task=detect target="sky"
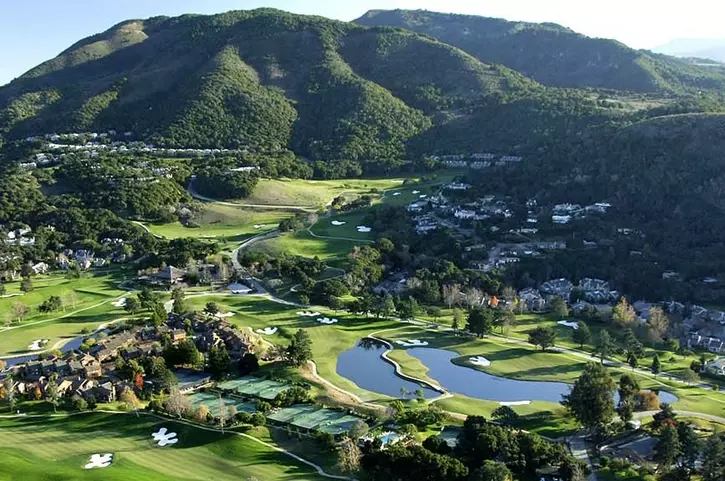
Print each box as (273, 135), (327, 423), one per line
(1, 0), (724, 86)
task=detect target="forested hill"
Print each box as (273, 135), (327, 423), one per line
(0, 8), (552, 160)
(355, 9), (725, 93)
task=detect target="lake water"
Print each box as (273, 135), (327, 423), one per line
(337, 341), (678, 404)
(336, 340), (439, 398)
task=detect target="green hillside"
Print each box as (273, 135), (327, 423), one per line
(0, 8), (624, 161)
(355, 9), (725, 93)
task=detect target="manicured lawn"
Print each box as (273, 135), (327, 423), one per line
(0, 413), (328, 480)
(239, 177), (411, 207)
(142, 204), (291, 248)
(251, 230), (363, 269)
(0, 303), (126, 356)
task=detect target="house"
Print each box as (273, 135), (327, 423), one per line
(31, 262), (49, 275)
(227, 283), (252, 294)
(706, 358), (725, 379)
(454, 209), (477, 220)
(171, 329), (187, 342)
(552, 215), (571, 225)
(407, 203), (424, 213)
(154, 265), (186, 285)
(518, 288), (546, 312)
(83, 362), (102, 379)
(89, 382), (116, 403)
(540, 278), (574, 300)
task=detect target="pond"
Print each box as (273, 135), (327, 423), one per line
(336, 340), (440, 398)
(337, 341), (678, 404)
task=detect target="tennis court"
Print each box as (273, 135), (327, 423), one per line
(187, 391), (257, 417)
(267, 404), (320, 424)
(218, 376), (290, 400)
(268, 404), (366, 436)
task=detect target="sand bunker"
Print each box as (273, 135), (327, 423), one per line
(215, 312), (235, 318)
(419, 195), (428, 199)
(152, 427), (179, 447)
(499, 401), (531, 406)
(469, 356), (491, 367)
(112, 298), (127, 308)
(392, 192), (401, 196)
(253, 224), (265, 229)
(412, 190), (420, 194)
(84, 453), (113, 469)
(317, 317), (339, 325)
(297, 311), (321, 317)
(331, 221), (347, 226)
(557, 320), (579, 329)
(356, 226), (372, 233)
(395, 339), (429, 347)
(256, 327), (278, 335)
(27, 339), (49, 351)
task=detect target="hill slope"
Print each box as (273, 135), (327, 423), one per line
(355, 9), (725, 93)
(0, 9), (552, 160)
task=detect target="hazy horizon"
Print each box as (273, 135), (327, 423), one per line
(2, 0), (724, 86)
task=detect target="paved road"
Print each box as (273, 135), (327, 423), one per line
(570, 431), (597, 481)
(633, 409), (725, 424)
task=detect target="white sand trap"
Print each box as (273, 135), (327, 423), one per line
(215, 312), (235, 318)
(27, 339), (49, 351)
(112, 298), (127, 308)
(297, 311), (321, 317)
(317, 317), (339, 325)
(412, 190), (420, 194)
(356, 226), (372, 233)
(499, 401), (531, 406)
(395, 339), (429, 347)
(253, 224), (264, 229)
(152, 428), (179, 446)
(392, 192), (401, 196)
(419, 195), (427, 199)
(469, 356), (491, 367)
(331, 221), (347, 226)
(84, 453), (113, 469)
(256, 327), (278, 335)
(557, 320), (579, 329)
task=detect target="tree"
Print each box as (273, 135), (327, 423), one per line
(286, 329), (313, 366)
(0, 282), (5, 296)
(71, 395), (87, 411)
(572, 322), (591, 348)
(204, 302), (219, 315)
(652, 354), (661, 376)
(137, 287), (159, 310)
(337, 436), (361, 474)
(701, 435), (725, 481)
(654, 424), (681, 472)
(120, 388), (141, 417)
(550, 296), (569, 318)
(682, 368), (699, 384)
(647, 307), (669, 345)
(596, 329), (614, 363)
(562, 362), (615, 430)
(1, 377), (16, 412)
(492, 405), (519, 425)
(442, 284), (461, 308)
(250, 412), (266, 426)
(208, 344), (231, 379)
(171, 287), (188, 315)
(528, 326), (556, 351)
(124, 297), (140, 315)
(11, 302), (29, 322)
(466, 307), (494, 337)
(452, 308), (464, 332)
(238, 353), (259, 375)
(39, 295), (63, 313)
(298, 294), (310, 306)
(195, 404), (210, 423)
(626, 351), (639, 370)
(165, 386), (192, 418)
(20, 277), (33, 293)
(45, 373), (59, 412)
(348, 419), (369, 439)
(472, 461), (513, 481)
(218, 393), (228, 433)
(677, 422), (700, 471)
(617, 374), (639, 423)
(150, 302), (167, 326)
(653, 404), (677, 431)
(494, 309), (516, 334)
(612, 297), (636, 325)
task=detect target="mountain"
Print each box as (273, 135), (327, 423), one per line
(355, 9), (725, 93)
(0, 9), (554, 161)
(655, 39), (725, 64)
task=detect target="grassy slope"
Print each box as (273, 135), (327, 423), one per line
(0, 413), (327, 481)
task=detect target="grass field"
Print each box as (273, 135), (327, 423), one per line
(0, 413), (329, 480)
(142, 204), (291, 249)
(239, 177), (411, 207)
(252, 230), (364, 269)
